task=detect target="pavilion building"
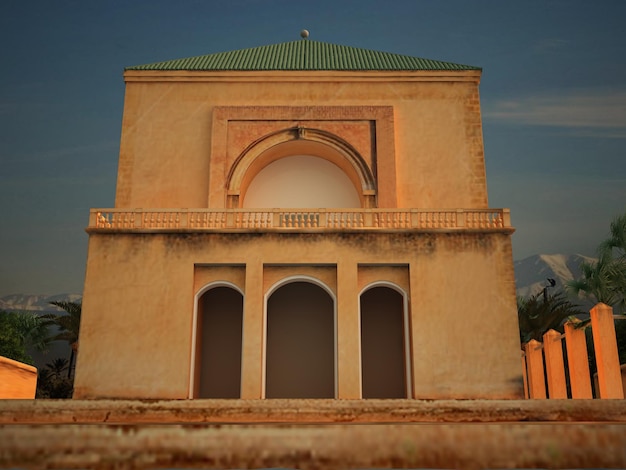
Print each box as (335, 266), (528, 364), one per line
(74, 36), (522, 400)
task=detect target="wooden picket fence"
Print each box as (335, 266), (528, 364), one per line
(521, 303), (625, 399)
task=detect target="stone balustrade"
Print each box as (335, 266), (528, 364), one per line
(89, 208), (511, 231)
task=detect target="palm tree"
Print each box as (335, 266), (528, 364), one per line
(568, 256), (623, 307)
(599, 213), (626, 261)
(517, 290), (584, 344)
(42, 301), (81, 378)
(0, 311), (51, 364)
(568, 213), (626, 312)
(45, 357), (69, 380)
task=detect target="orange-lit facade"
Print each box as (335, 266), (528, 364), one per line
(74, 40), (522, 399)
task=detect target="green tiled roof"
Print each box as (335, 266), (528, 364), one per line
(126, 39), (480, 72)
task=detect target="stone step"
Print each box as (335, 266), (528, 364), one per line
(2, 399), (626, 468)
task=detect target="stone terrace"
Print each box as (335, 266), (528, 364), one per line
(1, 399), (626, 468)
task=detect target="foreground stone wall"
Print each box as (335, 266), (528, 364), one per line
(2, 400), (626, 469)
(0, 356), (37, 399)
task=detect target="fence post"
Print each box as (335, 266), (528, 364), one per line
(590, 303), (624, 399)
(521, 352), (529, 399)
(543, 329), (567, 398)
(563, 321), (593, 398)
(524, 340), (546, 399)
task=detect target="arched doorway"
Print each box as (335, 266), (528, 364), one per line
(195, 285), (243, 398)
(360, 285), (409, 398)
(243, 155), (361, 208)
(265, 280), (335, 398)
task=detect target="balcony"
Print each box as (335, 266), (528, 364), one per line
(88, 208), (512, 232)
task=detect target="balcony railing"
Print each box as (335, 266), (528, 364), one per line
(88, 208), (511, 231)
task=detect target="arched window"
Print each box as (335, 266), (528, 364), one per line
(360, 285), (409, 398)
(195, 286), (243, 398)
(227, 128), (377, 209)
(243, 155), (361, 208)
(265, 280), (335, 398)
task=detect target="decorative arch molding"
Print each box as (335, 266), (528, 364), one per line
(226, 127), (377, 208)
(265, 274), (337, 301)
(359, 280), (408, 298)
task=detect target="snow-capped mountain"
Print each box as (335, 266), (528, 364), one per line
(0, 293), (82, 312)
(514, 253), (596, 298)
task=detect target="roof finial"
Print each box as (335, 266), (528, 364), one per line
(300, 29), (309, 39)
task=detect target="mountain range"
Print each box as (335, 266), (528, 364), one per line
(513, 253), (596, 298)
(0, 254), (596, 312)
(0, 293), (82, 313)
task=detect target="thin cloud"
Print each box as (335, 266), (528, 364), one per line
(484, 89), (626, 138)
(2, 141), (119, 164)
(533, 38), (570, 53)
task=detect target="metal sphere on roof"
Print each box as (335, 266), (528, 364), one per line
(300, 29), (310, 39)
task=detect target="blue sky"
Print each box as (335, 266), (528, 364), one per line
(1, 0), (625, 296)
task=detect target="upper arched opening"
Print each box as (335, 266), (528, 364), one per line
(226, 127), (376, 208)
